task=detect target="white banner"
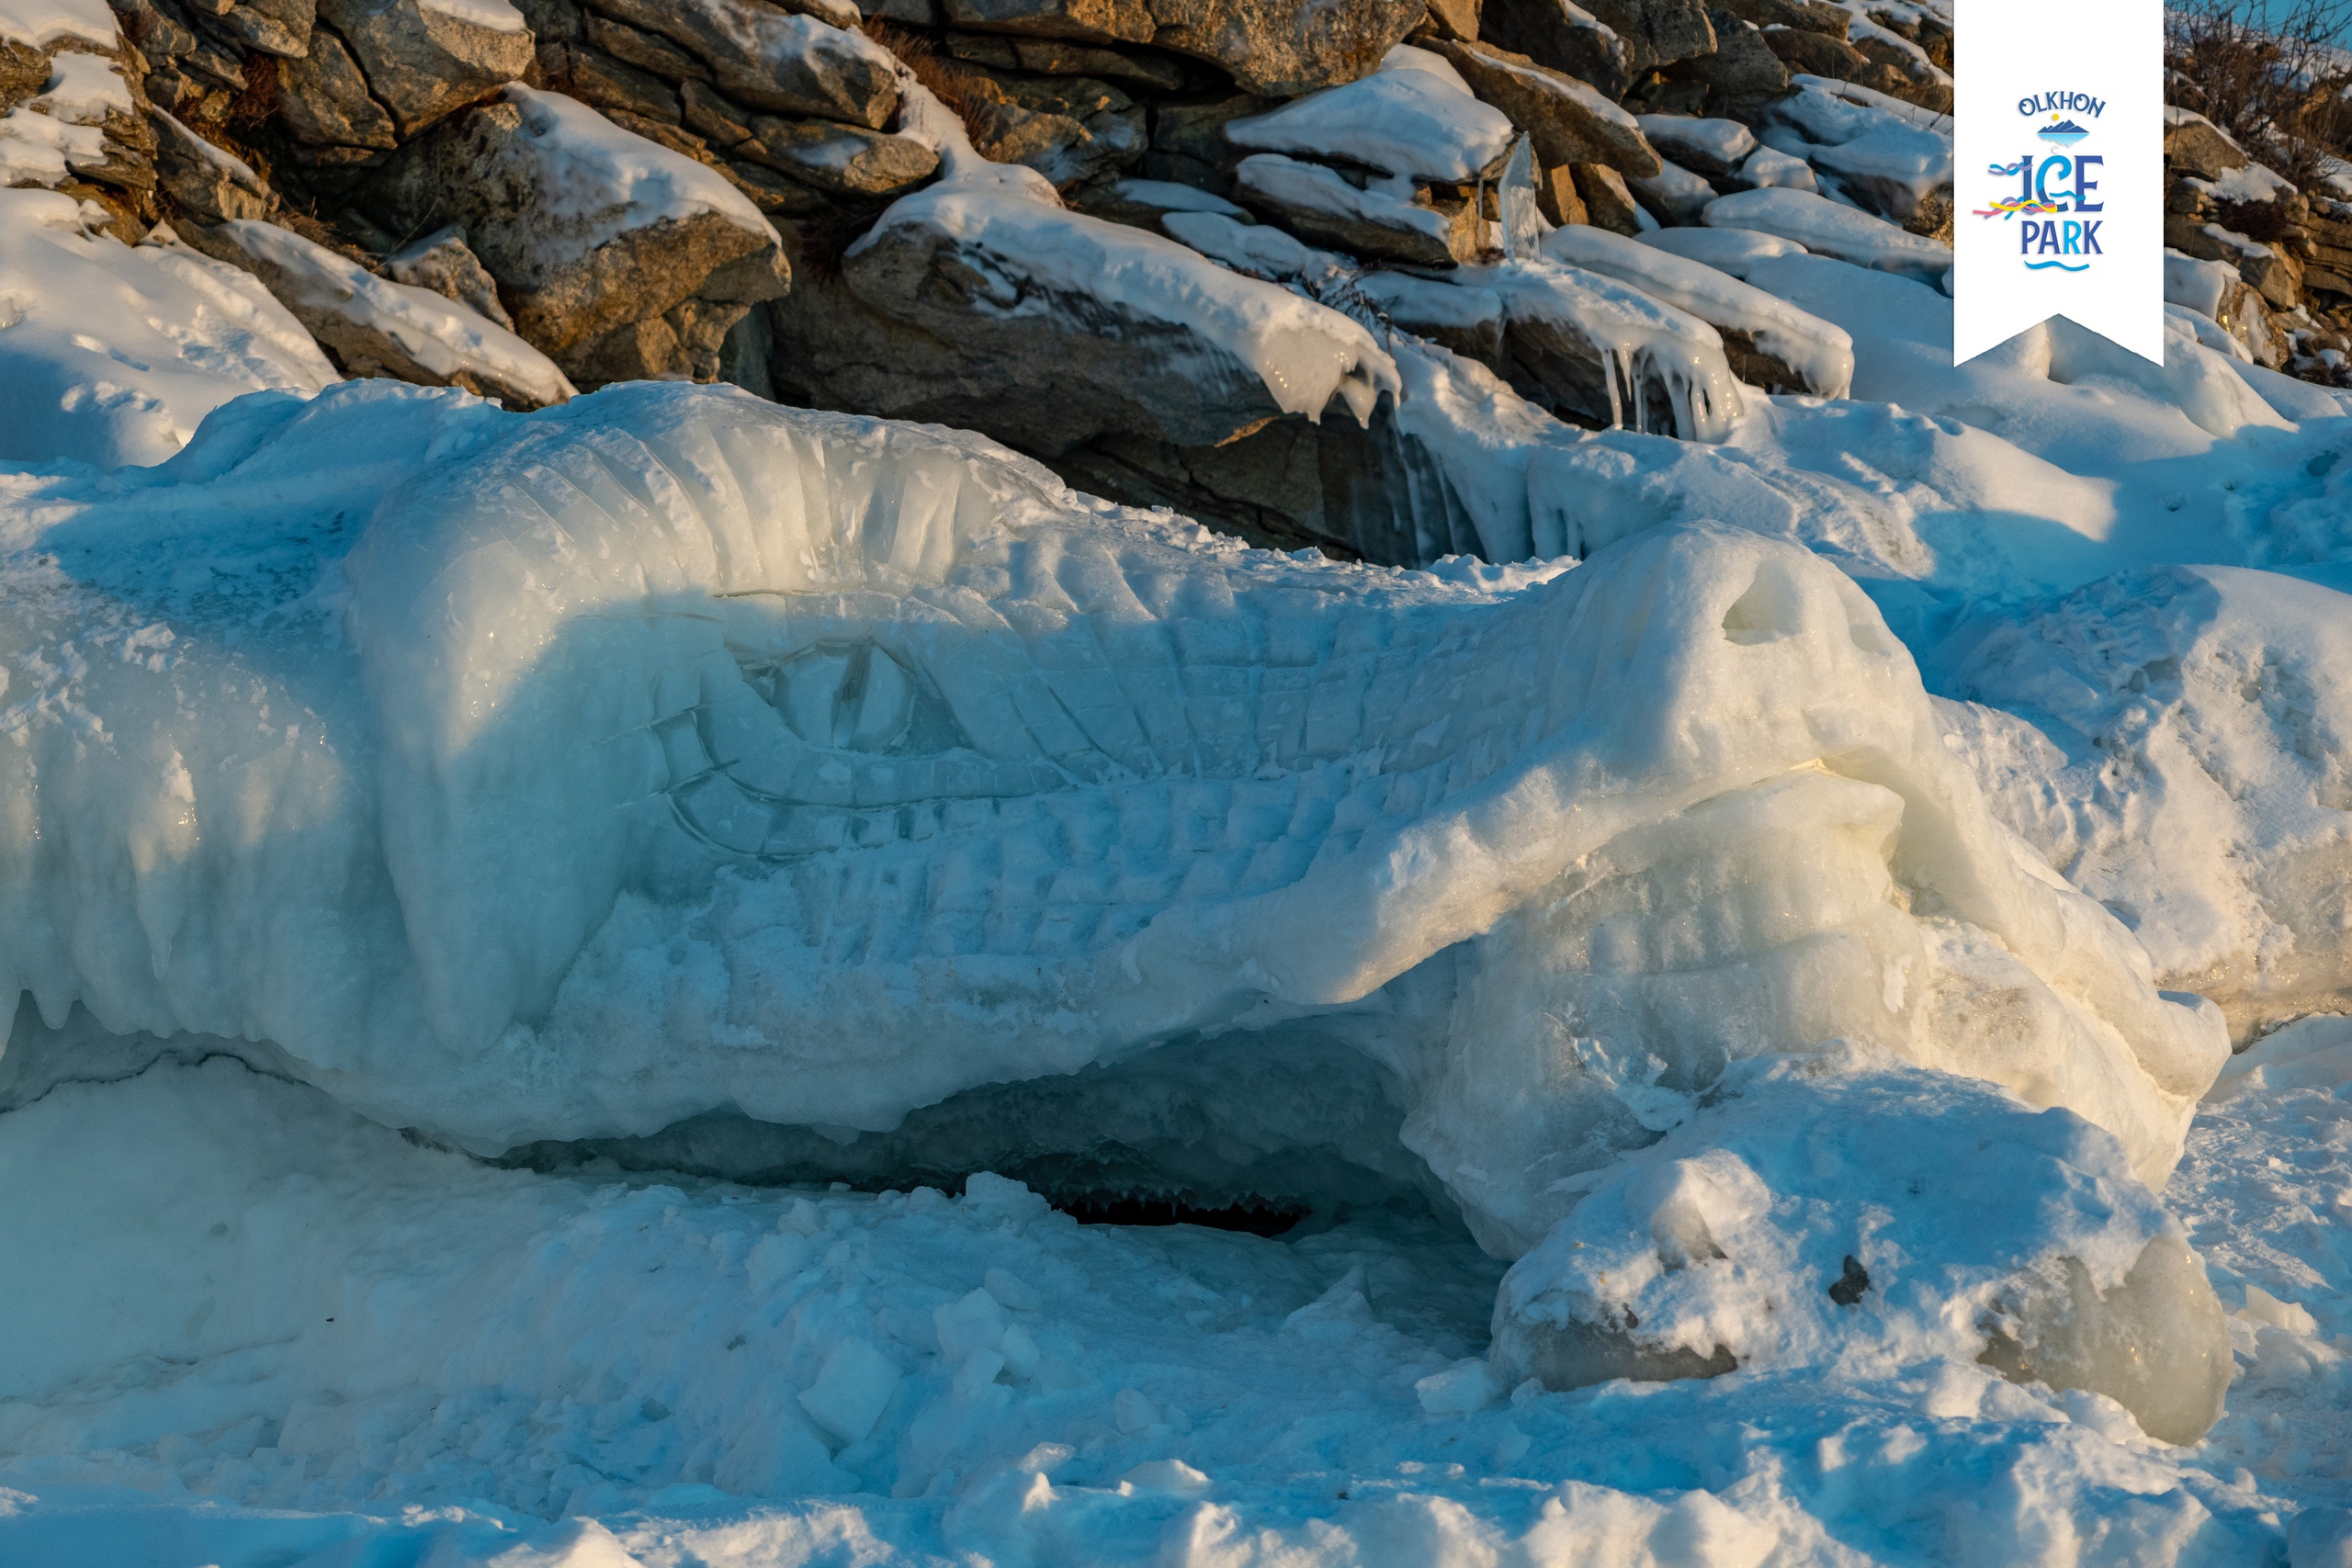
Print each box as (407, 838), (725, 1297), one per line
(1953, 0), (2165, 365)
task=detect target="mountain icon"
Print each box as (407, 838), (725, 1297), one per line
(2039, 118), (2090, 143)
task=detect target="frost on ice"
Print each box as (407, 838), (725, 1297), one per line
(0, 382), (2237, 1447)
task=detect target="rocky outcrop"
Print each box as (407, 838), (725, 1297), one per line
(912, 0), (1424, 96)
(1476, 0), (1634, 100)
(357, 85), (787, 380)
(313, 0), (535, 135)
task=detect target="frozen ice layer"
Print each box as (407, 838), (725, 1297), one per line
(0, 382), (2227, 1258)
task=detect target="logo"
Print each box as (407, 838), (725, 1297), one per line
(1971, 90), (2106, 274)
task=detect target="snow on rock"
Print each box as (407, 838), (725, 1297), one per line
(0, 100), (98, 188)
(1543, 220), (1853, 396)
(25, 48), (128, 123)
(357, 85), (787, 378)
(194, 220), (576, 411)
(1224, 45), (1515, 184)
(1758, 74), (1952, 228)
(0, 191), (335, 469)
(1231, 152), (1473, 266)
(1931, 564), (2352, 1038)
(1705, 186), (1951, 285)
(1732, 142), (1820, 193)
(848, 157), (1398, 445)
(1634, 113), (1754, 175)
(313, 0), (535, 137)
(1492, 1060), (2231, 1445)
(0, 0), (115, 48)
(1637, 222), (1808, 277)
(0, 385), (2225, 1247)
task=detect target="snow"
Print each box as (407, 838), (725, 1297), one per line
(1636, 224), (1808, 278)
(1634, 115), (1755, 171)
(496, 85), (779, 262)
(1225, 46), (1516, 185)
(27, 50), (129, 124)
(0, 0), (114, 48)
(1542, 222), (1854, 397)
(207, 220), (576, 408)
(1734, 143), (1820, 194)
(2163, 247), (2241, 321)
(1756, 79), (1951, 226)
(861, 159), (1398, 428)
(0, 103), (98, 188)
(1232, 152), (1460, 254)
(0, 191), (336, 470)
(1105, 178), (1247, 219)
(1704, 188), (1952, 286)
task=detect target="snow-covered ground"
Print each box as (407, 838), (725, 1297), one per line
(6, 39), (2352, 1561)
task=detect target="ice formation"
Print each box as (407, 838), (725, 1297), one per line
(0, 384), (2224, 1253)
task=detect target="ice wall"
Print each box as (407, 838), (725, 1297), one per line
(0, 383), (2225, 1256)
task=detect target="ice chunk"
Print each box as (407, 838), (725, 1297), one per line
(1542, 222), (1852, 396)
(1226, 45), (1515, 184)
(0, 192), (335, 469)
(797, 1337), (901, 1444)
(1705, 188), (1950, 286)
(1494, 1064), (2231, 1444)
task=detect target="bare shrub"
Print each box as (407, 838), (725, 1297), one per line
(2168, 0), (2352, 186)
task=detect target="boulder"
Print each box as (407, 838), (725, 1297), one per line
(152, 107), (273, 220)
(1665, 11), (1786, 99)
(1140, 91), (1276, 192)
(1422, 0), (1480, 40)
(939, 0), (1425, 96)
(275, 26), (400, 148)
(220, 0), (318, 58)
(737, 116), (940, 196)
(314, 0), (536, 136)
(941, 30), (1190, 89)
(187, 216), (577, 408)
(1760, 25), (1869, 81)
(1581, 0), (1713, 72)
(386, 225), (514, 327)
(1574, 161), (1645, 233)
(1232, 152), (1481, 265)
(2164, 110), (2248, 183)
(1425, 39), (1660, 179)
(582, 10), (707, 80)
(1709, 0), (1844, 35)
(1477, 0), (1634, 100)
(1634, 113), (1753, 175)
(956, 69), (1145, 188)
(1629, 156), (1713, 223)
(581, 0), (899, 126)
(357, 86), (788, 379)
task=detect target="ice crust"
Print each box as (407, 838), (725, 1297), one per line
(0, 384), (2225, 1247)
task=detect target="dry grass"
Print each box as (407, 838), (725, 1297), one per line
(2169, 0), (2352, 187)
(862, 18), (996, 149)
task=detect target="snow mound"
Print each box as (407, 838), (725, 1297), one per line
(0, 191), (336, 470)
(1493, 1060), (2230, 1446)
(1932, 564), (2352, 1036)
(0, 383), (2224, 1249)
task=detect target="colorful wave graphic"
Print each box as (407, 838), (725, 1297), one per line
(2024, 259), (2091, 271)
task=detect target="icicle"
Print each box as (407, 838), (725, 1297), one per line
(1498, 136), (1546, 264)
(1603, 346), (1623, 429)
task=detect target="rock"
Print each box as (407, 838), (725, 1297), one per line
(582, 10), (707, 80)
(582, 0), (899, 126)
(1634, 112), (1752, 175)
(220, 0), (317, 57)
(315, 0), (535, 136)
(1573, 161), (1645, 233)
(356, 86), (788, 378)
(1421, 0), (1479, 40)
(1582, 0), (1713, 72)
(957, 69), (1144, 188)
(1710, 0), (1843, 36)
(1629, 156), (1713, 222)
(2164, 111), (2249, 183)
(188, 215), (577, 408)
(385, 224), (513, 326)
(1535, 159), (1585, 224)
(680, 78), (751, 141)
(557, 42), (683, 121)
(942, 0), (1152, 42)
(1426, 39), (1660, 180)
(1665, 12), (1784, 101)
(1760, 24), (1868, 80)
(941, 0), (1423, 96)
(1138, 90), (1274, 194)
(1232, 152), (1480, 265)
(1477, 0), (1634, 100)
(737, 116), (939, 196)
(153, 107), (272, 220)
(941, 29), (1189, 89)
(276, 25), (400, 147)
(1, 40), (52, 110)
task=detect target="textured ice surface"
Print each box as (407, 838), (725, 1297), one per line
(0, 383), (2223, 1247)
